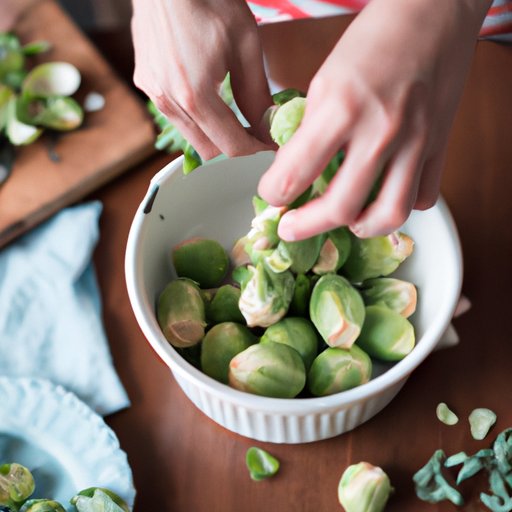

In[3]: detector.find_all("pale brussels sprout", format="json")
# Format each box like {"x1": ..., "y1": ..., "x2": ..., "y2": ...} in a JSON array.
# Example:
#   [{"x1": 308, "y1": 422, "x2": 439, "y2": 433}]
[
  {"x1": 260, "y1": 317, "x2": 318, "y2": 371},
  {"x1": 265, "y1": 234, "x2": 324, "y2": 274},
  {"x1": 19, "y1": 499, "x2": 66, "y2": 512},
  {"x1": 356, "y1": 305, "x2": 415, "y2": 361},
  {"x1": 22, "y1": 62, "x2": 81, "y2": 98},
  {"x1": 157, "y1": 278, "x2": 206, "y2": 348},
  {"x1": 309, "y1": 274, "x2": 366, "y2": 349},
  {"x1": 200, "y1": 322, "x2": 257, "y2": 383},
  {"x1": 172, "y1": 237, "x2": 229, "y2": 289},
  {"x1": 16, "y1": 95, "x2": 83, "y2": 131},
  {"x1": 308, "y1": 345, "x2": 372, "y2": 396},
  {"x1": 0, "y1": 463, "x2": 35, "y2": 508},
  {"x1": 342, "y1": 232, "x2": 414, "y2": 283},
  {"x1": 269, "y1": 96, "x2": 306, "y2": 146},
  {"x1": 238, "y1": 261, "x2": 295, "y2": 328},
  {"x1": 229, "y1": 342, "x2": 306, "y2": 398},
  {"x1": 359, "y1": 277, "x2": 417, "y2": 318},
  {"x1": 71, "y1": 487, "x2": 130, "y2": 512},
  {"x1": 338, "y1": 462, "x2": 393, "y2": 512}
]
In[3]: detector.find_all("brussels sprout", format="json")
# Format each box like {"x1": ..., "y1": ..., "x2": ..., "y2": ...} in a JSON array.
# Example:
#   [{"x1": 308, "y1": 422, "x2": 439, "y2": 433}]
[
  {"x1": 22, "y1": 62, "x2": 81, "y2": 98},
  {"x1": 266, "y1": 235, "x2": 324, "y2": 275},
  {"x1": 16, "y1": 95, "x2": 83, "y2": 131},
  {"x1": 312, "y1": 227, "x2": 352, "y2": 275},
  {"x1": 200, "y1": 322, "x2": 257, "y2": 383},
  {"x1": 172, "y1": 237, "x2": 229, "y2": 288},
  {"x1": 70, "y1": 488, "x2": 126, "y2": 512},
  {"x1": 5, "y1": 98, "x2": 42, "y2": 146},
  {"x1": 229, "y1": 342, "x2": 306, "y2": 398},
  {"x1": 308, "y1": 345, "x2": 372, "y2": 396},
  {"x1": 271, "y1": 88, "x2": 305, "y2": 106},
  {"x1": 231, "y1": 236, "x2": 251, "y2": 267},
  {"x1": 206, "y1": 284, "x2": 245, "y2": 324},
  {"x1": 270, "y1": 97, "x2": 306, "y2": 146},
  {"x1": 0, "y1": 34, "x2": 25, "y2": 83},
  {"x1": 21, "y1": 41, "x2": 51, "y2": 57},
  {"x1": 239, "y1": 261, "x2": 295, "y2": 328},
  {"x1": 260, "y1": 317, "x2": 318, "y2": 371},
  {"x1": 356, "y1": 305, "x2": 415, "y2": 361},
  {"x1": 0, "y1": 463, "x2": 35, "y2": 507},
  {"x1": 0, "y1": 86, "x2": 14, "y2": 132},
  {"x1": 246, "y1": 447, "x2": 280, "y2": 481},
  {"x1": 245, "y1": 199, "x2": 287, "y2": 265},
  {"x1": 342, "y1": 232, "x2": 414, "y2": 283},
  {"x1": 309, "y1": 274, "x2": 365, "y2": 349},
  {"x1": 157, "y1": 278, "x2": 206, "y2": 348},
  {"x1": 359, "y1": 277, "x2": 417, "y2": 318},
  {"x1": 19, "y1": 500, "x2": 65, "y2": 512},
  {"x1": 338, "y1": 462, "x2": 393, "y2": 512},
  {"x1": 288, "y1": 273, "x2": 312, "y2": 317}
]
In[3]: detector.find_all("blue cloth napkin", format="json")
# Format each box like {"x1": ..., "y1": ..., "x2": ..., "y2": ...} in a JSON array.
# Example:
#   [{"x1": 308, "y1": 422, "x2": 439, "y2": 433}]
[{"x1": 0, "y1": 201, "x2": 130, "y2": 416}]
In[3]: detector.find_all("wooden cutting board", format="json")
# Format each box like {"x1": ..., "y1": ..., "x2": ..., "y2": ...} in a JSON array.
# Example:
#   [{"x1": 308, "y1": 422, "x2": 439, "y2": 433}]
[{"x1": 0, "y1": 0, "x2": 156, "y2": 248}]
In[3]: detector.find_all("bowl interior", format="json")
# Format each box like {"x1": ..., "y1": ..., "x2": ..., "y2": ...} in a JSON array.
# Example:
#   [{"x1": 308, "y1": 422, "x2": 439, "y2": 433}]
[{"x1": 126, "y1": 151, "x2": 462, "y2": 404}]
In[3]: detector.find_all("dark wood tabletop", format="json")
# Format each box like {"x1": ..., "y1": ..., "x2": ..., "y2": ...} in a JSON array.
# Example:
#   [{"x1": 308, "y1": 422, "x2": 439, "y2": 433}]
[{"x1": 86, "y1": 25, "x2": 512, "y2": 512}]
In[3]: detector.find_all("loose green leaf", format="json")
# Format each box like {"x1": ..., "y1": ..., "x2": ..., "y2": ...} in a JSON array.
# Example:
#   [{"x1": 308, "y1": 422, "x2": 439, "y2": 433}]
[
  {"x1": 245, "y1": 447, "x2": 280, "y2": 481},
  {"x1": 469, "y1": 408, "x2": 497, "y2": 440},
  {"x1": 436, "y1": 402, "x2": 459, "y2": 426},
  {"x1": 21, "y1": 40, "x2": 51, "y2": 56}
]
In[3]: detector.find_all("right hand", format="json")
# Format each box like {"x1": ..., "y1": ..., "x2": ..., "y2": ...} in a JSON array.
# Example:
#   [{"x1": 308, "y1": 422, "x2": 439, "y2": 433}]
[{"x1": 131, "y1": 0, "x2": 273, "y2": 160}]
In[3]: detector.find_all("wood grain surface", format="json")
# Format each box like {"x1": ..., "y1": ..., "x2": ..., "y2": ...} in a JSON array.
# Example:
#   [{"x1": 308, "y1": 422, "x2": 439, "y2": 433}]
[
  {"x1": 0, "y1": 0, "x2": 155, "y2": 248},
  {"x1": 86, "y1": 29, "x2": 512, "y2": 512}
]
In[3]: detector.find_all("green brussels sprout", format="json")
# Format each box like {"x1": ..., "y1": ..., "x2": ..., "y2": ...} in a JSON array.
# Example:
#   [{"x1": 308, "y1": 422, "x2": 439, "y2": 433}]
[
  {"x1": 342, "y1": 232, "x2": 414, "y2": 283},
  {"x1": 238, "y1": 261, "x2": 295, "y2": 328},
  {"x1": 270, "y1": 96, "x2": 306, "y2": 146},
  {"x1": 172, "y1": 237, "x2": 229, "y2": 288},
  {"x1": 70, "y1": 488, "x2": 126, "y2": 512},
  {"x1": 157, "y1": 278, "x2": 206, "y2": 348},
  {"x1": 22, "y1": 62, "x2": 81, "y2": 98},
  {"x1": 229, "y1": 342, "x2": 306, "y2": 398},
  {"x1": 288, "y1": 273, "x2": 313, "y2": 317},
  {"x1": 200, "y1": 322, "x2": 257, "y2": 383},
  {"x1": 309, "y1": 274, "x2": 365, "y2": 349},
  {"x1": 312, "y1": 227, "x2": 351, "y2": 275},
  {"x1": 359, "y1": 277, "x2": 417, "y2": 318},
  {"x1": 19, "y1": 500, "x2": 66, "y2": 512},
  {"x1": 356, "y1": 305, "x2": 415, "y2": 361},
  {"x1": 308, "y1": 345, "x2": 372, "y2": 396},
  {"x1": 16, "y1": 95, "x2": 83, "y2": 131},
  {"x1": 271, "y1": 88, "x2": 305, "y2": 106},
  {"x1": 266, "y1": 235, "x2": 325, "y2": 274},
  {"x1": 338, "y1": 462, "x2": 393, "y2": 512},
  {"x1": 260, "y1": 317, "x2": 318, "y2": 371},
  {"x1": 246, "y1": 447, "x2": 280, "y2": 481},
  {"x1": 205, "y1": 284, "x2": 245, "y2": 324},
  {"x1": 5, "y1": 97, "x2": 42, "y2": 146},
  {"x1": 0, "y1": 463, "x2": 35, "y2": 507},
  {"x1": 0, "y1": 34, "x2": 25, "y2": 83}
]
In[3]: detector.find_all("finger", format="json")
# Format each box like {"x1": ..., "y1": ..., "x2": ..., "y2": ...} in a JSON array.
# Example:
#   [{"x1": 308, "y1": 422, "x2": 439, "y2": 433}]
[
  {"x1": 258, "y1": 102, "x2": 352, "y2": 207},
  {"x1": 414, "y1": 149, "x2": 446, "y2": 210},
  {"x1": 276, "y1": 132, "x2": 390, "y2": 241},
  {"x1": 183, "y1": 84, "x2": 271, "y2": 158},
  {"x1": 230, "y1": 32, "x2": 274, "y2": 143},
  {"x1": 349, "y1": 133, "x2": 427, "y2": 238},
  {"x1": 154, "y1": 94, "x2": 221, "y2": 160}
]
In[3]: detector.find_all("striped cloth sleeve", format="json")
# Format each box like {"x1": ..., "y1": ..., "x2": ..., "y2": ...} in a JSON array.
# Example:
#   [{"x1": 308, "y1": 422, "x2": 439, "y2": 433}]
[{"x1": 247, "y1": 0, "x2": 512, "y2": 41}]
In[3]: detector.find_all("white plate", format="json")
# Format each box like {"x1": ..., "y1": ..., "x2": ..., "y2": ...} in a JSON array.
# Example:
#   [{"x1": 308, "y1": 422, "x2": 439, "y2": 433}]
[{"x1": 0, "y1": 377, "x2": 135, "y2": 510}]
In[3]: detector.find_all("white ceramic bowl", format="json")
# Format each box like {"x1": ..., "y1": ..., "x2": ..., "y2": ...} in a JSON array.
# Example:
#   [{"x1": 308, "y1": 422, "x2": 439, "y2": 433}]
[{"x1": 125, "y1": 151, "x2": 463, "y2": 444}]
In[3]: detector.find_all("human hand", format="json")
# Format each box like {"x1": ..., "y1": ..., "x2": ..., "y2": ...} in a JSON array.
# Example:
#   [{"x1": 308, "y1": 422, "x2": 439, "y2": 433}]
[
  {"x1": 131, "y1": 0, "x2": 273, "y2": 160},
  {"x1": 258, "y1": 0, "x2": 491, "y2": 240}
]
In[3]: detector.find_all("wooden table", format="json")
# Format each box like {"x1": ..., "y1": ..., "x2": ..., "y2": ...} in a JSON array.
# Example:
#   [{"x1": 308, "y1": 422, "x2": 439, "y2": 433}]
[{"x1": 86, "y1": 31, "x2": 512, "y2": 512}]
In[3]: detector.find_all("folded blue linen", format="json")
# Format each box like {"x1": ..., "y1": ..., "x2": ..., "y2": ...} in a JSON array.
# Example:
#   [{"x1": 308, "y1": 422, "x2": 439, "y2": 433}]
[{"x1": 0, "y1": 201, "x2": 130, "y2": 415}]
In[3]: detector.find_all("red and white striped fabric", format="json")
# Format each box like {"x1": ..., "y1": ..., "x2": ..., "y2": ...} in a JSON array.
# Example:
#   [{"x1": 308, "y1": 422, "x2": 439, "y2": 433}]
[{"x1": 247, "y1": 0, "x2": 512, "y2": 41}]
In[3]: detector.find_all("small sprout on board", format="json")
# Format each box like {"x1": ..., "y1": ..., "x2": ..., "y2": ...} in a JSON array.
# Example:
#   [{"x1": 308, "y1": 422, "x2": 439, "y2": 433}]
[
  {"x1": 22, "y1": 62, "x2": 81, "y2": 98},
  {"x1": 469, "y1": 408, "x2": 497, "y2": 441},
  {"x1": 436, "y1": 402, "x2": 459, "y2": 426},
  {"x1": 245, "y1": 447, "x2": 280, "y2": 481},
  {"x1": 338, "y1": 462, "x2": 393, "y2": 512}
]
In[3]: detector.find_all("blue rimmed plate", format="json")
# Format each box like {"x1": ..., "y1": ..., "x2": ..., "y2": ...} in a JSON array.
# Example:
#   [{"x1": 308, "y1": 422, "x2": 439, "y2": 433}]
[{"x1": 0, "y1": 377, "x2": 135, "y2": 510}]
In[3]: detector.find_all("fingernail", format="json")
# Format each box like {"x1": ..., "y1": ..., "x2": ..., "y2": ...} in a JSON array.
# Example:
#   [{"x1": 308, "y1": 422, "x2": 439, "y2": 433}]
[
  {"x1": 349, "y1": 223, "x2": 365, "y2": 238},
  {"x1": 278, "y1": 211, "x2": 297, "y2": 241}
]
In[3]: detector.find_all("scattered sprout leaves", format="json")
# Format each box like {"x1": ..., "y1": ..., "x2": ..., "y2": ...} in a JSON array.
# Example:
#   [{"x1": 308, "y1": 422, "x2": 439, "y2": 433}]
[
  {"x1": 436, "y1": 402, "x2": 459, "y2": 426},
  {"x1": 246, "y1": 447, "x2": 280, "y2": 481},
  {"x1": 470, "y1": 408, "x2": 497, "y2": 440}
]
